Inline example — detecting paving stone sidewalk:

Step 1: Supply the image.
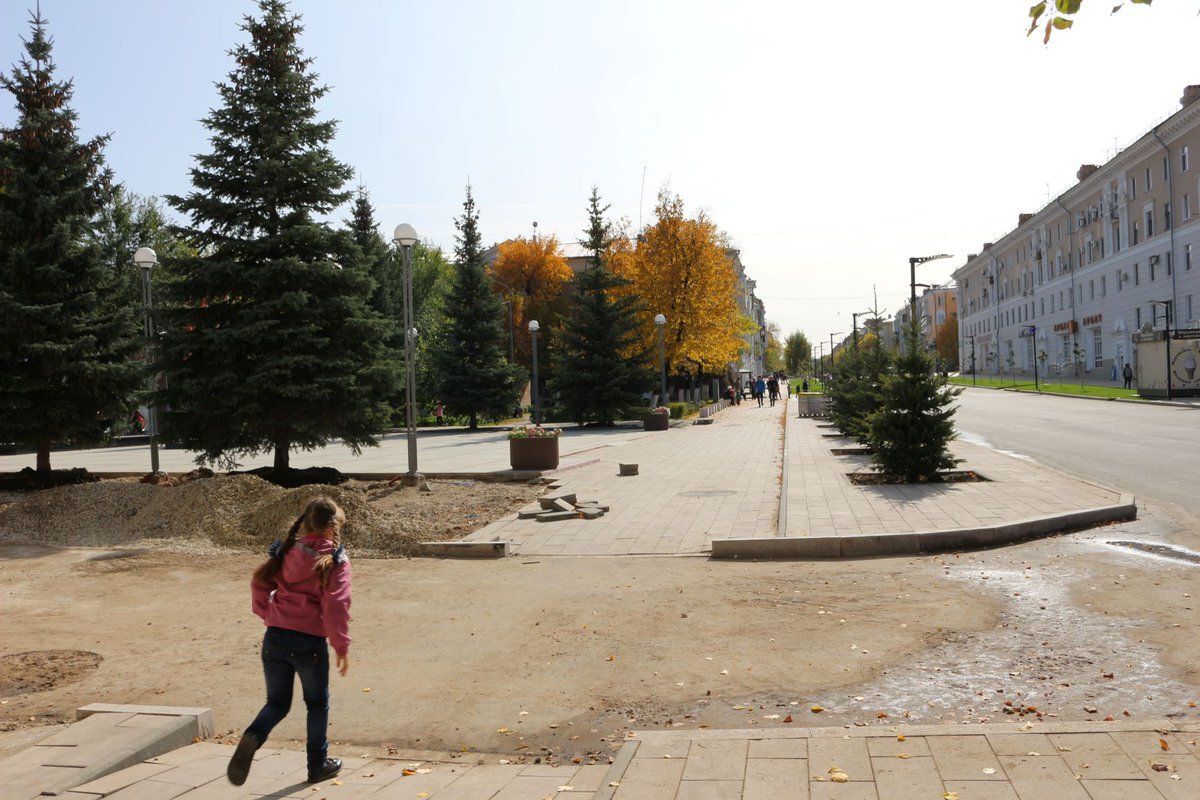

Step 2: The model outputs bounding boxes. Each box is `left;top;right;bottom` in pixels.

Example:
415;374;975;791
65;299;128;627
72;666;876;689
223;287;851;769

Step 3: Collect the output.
464;401;788;556
15;720;1198;799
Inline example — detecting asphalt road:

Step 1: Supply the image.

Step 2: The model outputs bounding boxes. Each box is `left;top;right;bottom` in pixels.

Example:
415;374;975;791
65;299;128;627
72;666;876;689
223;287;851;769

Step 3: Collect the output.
953;388;1199;523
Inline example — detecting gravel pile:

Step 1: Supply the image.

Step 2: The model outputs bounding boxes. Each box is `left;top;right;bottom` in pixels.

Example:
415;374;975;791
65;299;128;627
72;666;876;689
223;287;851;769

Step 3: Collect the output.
0;475;543;558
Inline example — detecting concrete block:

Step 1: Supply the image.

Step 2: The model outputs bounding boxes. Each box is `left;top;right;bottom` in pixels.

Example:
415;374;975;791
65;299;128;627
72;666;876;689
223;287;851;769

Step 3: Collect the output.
710;536;842;559
552;498;576;512
536;511;579;523
580;508;604;519
75;705;214;738
416;541;508;558
539;493;577;509
619;463;638;476
517;506;543;519
576;502;610;512
693;418;715;425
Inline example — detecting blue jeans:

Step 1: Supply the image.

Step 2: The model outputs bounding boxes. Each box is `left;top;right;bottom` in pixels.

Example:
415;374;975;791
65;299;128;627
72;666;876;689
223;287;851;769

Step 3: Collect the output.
245;627;330;770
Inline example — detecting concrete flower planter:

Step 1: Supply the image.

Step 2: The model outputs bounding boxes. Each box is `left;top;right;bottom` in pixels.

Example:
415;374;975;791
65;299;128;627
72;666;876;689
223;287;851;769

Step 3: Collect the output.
643;413;670;431
509;437;560;470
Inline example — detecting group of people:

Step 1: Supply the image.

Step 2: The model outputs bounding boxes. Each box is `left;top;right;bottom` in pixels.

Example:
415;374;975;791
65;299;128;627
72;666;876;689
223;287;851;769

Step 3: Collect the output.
725;371;793;407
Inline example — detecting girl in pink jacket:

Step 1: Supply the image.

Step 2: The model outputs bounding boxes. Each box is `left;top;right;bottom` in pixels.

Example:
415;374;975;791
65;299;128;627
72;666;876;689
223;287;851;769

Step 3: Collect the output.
227;496;352;787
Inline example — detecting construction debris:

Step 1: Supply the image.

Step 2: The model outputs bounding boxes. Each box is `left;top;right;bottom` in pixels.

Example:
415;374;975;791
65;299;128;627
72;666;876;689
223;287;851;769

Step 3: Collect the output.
618;463;638;476
522;494;609;523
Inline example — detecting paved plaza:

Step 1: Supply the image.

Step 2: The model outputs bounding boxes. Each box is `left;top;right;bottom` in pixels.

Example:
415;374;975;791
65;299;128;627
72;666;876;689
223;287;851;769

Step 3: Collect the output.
1;392;1172;798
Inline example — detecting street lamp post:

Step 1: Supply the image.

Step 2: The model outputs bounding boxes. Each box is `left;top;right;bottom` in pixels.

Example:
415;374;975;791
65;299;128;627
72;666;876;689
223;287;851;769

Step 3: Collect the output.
133;247;160;474
654;313;667;405
829;332;841;373
909;253;953;310
1153;300;1173;400
392;224;420;481
851;311;871;349
528;320;541;425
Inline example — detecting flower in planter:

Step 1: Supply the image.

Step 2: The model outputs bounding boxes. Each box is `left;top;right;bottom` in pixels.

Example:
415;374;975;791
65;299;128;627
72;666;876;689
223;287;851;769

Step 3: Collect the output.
650;406;670;415
507;425;562;439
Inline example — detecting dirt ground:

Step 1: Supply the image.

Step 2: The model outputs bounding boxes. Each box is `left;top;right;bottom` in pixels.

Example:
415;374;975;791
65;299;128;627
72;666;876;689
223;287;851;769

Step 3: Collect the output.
1;482;1198;768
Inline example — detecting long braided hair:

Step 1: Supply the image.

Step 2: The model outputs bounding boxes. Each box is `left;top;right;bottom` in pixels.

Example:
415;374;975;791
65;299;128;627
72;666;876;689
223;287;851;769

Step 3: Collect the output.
251;497;346;588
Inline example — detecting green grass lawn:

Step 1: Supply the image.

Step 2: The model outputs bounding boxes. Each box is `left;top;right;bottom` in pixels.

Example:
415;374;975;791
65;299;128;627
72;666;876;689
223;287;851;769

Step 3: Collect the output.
791;378;824;394
949;375;1139;399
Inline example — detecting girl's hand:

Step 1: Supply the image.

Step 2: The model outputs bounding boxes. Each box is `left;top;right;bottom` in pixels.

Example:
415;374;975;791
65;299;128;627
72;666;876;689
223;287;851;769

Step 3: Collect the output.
336;653;349;676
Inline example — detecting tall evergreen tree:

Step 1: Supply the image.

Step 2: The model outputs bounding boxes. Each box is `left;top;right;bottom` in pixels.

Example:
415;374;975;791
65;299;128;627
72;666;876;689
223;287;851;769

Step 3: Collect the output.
866;315;962;482
550;187;651;425
161;0;397;469
827;332;891;444
0;13;142;471
431;185;521;429
345;187;400;325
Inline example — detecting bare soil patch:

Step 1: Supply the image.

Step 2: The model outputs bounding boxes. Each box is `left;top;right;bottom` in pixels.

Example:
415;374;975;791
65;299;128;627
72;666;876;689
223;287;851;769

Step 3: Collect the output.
847;470;988;485
0;475;545;558
0;650;102;696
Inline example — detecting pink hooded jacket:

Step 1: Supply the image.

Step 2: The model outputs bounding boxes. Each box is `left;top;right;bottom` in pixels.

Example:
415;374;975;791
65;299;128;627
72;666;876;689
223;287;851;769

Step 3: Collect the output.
251;534;352;657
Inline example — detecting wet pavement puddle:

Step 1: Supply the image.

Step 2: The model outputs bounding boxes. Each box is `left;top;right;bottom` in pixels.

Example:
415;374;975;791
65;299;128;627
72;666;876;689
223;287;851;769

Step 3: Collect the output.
1104;539;1200;565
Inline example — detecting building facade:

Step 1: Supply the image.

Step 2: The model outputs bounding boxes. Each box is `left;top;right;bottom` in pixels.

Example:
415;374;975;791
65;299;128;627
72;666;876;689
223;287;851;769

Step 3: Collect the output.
954;85;1200;386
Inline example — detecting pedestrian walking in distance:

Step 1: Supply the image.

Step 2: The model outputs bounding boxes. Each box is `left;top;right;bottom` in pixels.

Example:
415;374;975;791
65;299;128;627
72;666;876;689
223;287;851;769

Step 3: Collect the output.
227;497;352;786
1122;362;1133;390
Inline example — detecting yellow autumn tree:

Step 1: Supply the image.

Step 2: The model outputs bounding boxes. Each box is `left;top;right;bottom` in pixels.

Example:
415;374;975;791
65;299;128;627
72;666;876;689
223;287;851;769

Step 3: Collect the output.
489;235;574;331
610;191;752;377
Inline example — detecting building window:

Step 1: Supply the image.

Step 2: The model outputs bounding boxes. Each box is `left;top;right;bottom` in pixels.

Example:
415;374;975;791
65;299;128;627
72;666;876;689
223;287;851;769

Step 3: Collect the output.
1093;328;1103;368
1186;194;1192;220
1167;251;1172;276
1040;298;1045;314
1146;167;1152;191
1189;294;1194;322
1145;208;1155;238
1184;146;1191;173
1136;306;1142;328
1188;243;1193;271
1100;275;1106;297
1132;223;1139;245
1130;176;1137;199
1163;156;1169;183
1150;260;1155;282
1089;280;1094;300
1134;263;1140;286
1165;202;1172;230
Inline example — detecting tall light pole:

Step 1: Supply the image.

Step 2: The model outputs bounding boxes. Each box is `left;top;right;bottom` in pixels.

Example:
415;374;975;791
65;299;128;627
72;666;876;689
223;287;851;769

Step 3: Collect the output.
829;332;841;372
133;247;160;473
392;224;420;480
909;253;953;310
528;320;541;424
654;313;667;404
851;310;871;349
1152;300;1173;400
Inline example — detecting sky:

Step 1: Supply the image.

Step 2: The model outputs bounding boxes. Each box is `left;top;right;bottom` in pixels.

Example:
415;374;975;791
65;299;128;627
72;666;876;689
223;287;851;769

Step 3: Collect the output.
2;0;1199;350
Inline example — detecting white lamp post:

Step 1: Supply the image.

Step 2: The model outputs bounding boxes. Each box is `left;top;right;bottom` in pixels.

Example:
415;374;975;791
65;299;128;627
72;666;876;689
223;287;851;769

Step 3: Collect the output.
654;313;667;404
132;247;160;474
528;320;541;425
392;224;420;480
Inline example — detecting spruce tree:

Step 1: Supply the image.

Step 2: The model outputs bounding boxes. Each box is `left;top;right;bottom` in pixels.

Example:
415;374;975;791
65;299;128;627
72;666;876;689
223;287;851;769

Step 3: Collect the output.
431;185;521;429
0;13;142;471
345;187;401;326
827;333;891;443
550;187;651;425
866;314;962;482
161;0;397;469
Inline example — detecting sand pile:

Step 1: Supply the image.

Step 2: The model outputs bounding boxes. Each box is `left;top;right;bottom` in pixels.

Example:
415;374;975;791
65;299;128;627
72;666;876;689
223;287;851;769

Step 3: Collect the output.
0;475;542;558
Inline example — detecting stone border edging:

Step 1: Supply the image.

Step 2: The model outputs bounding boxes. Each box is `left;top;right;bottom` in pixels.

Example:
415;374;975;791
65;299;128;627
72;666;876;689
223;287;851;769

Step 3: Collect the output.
712;494;1136;559
956;383;1199;408
416;541;509;558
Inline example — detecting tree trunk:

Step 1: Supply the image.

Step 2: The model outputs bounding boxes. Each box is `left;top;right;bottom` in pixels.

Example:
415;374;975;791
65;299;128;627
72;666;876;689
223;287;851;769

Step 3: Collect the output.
469;412;478;431
273;438;290;471
36;440;50;473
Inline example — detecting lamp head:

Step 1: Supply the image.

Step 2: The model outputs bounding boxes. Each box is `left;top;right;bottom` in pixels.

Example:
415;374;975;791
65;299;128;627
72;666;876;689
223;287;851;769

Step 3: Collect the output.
133;247;158;270
528;319;540;333
654;313;666;326
392;223;418;248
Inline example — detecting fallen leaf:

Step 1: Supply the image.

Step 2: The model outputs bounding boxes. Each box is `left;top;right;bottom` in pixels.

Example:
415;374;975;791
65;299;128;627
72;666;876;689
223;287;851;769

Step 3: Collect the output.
944;793;959;800
782;714;793;723
896;753;912;759
764;714;780;720
1159;739;1170;751
982;768;996;775
361;688;371;693
719;669;729;675
557;787;574;792
1058;746;1072;752
830;772;849;783
811;705;824;713
331;779;343;785
402;769;416;776
897;735;906;742
1151;762;1169;772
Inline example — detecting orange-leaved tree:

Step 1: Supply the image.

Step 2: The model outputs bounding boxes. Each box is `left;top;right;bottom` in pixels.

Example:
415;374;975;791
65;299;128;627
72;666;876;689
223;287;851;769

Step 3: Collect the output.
610;190;752;379
489;234;573;331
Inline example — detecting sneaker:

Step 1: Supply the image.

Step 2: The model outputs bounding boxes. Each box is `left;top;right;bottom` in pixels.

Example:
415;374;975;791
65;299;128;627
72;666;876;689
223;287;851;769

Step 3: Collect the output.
307;757;342;784
227;732;261;786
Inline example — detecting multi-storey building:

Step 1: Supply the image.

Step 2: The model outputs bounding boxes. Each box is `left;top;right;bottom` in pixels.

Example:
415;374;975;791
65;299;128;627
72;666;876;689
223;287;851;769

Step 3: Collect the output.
954;85;1200;386
730;248;767;379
